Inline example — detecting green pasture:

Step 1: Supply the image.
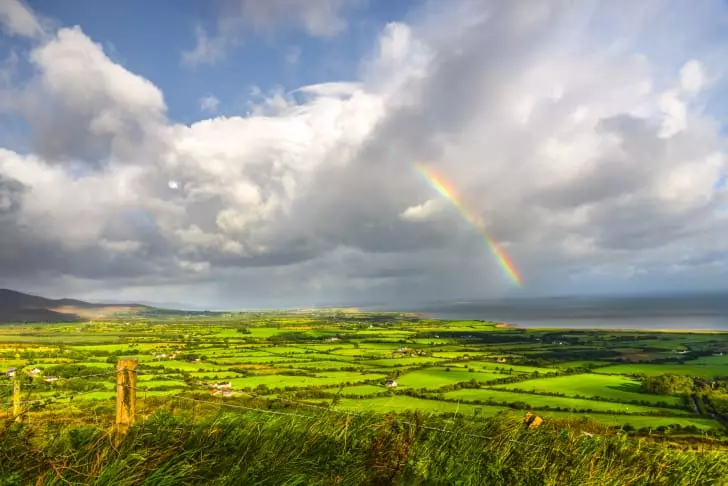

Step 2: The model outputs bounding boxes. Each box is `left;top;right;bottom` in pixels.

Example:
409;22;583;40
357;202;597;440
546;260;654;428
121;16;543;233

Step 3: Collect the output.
336;385;389;396
494;374;683;406
368;357;445;367
209;355;307;364
263;346;312;355
143;360;223;371
554;361;612;369
396;367;503;389
540;411;720;431
227;372;385;391
187;371;243;379
285;360;372;370
449;361;556;375
440;389;689;415
335;396;506;416
594;361;728;378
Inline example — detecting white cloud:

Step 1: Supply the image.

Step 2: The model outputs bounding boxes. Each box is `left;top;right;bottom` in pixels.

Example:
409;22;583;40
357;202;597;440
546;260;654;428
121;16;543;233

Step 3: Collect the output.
199;94;220;113
181;0;357;66
680;60;706;94
0;0;41;38
2;1;728;305
181;26;227;67
12;27;166;164
234;0;351;37
400;199;443;222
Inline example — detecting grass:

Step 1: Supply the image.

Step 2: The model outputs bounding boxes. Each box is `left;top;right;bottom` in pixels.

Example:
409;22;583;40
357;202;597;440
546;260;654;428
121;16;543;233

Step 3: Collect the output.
335;395;504;415
1;314;726;458
287;360;373;370
227;373;385;391
595;361;728;378
397;367;504;389
3;410;727;485
441;389;690;415
540;411;721;431
450;361;557;375
337;385;389;396
368;357;445;367
494;374;683;406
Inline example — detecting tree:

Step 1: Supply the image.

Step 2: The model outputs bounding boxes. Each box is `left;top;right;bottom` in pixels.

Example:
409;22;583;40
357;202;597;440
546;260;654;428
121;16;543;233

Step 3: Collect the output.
640;374;694;395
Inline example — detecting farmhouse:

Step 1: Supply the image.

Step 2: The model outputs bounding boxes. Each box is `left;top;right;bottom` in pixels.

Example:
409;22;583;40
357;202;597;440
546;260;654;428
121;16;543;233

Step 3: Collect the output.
210;389;234;397
5;368;16;378
153;353;167;359
214;381;232;390
385;379;398;388
325;337;340;342
28;368;41;376
44;376;58;383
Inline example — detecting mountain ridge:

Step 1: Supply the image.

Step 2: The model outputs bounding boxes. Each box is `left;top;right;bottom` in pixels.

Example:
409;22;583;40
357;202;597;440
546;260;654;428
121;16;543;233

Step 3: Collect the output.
0;289;150;323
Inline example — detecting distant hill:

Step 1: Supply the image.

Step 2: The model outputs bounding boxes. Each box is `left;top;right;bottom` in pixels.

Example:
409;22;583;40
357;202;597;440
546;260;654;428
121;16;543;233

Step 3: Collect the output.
0;289;151;324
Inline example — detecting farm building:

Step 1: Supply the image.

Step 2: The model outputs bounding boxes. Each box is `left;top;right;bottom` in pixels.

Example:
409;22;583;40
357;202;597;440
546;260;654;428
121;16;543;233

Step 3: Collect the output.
28;368;41;376
214;381;232;390
385;379;398;388
44;376;58;384
5;368;16;378
210;389;234;398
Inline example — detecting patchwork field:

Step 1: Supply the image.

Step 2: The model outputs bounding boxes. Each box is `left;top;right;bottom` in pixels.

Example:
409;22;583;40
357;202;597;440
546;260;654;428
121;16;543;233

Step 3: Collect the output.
494;374;683;406
1;312;727;438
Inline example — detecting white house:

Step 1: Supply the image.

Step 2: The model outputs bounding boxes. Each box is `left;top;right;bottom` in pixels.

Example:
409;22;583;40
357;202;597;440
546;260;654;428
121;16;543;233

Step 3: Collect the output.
28;368;41;376
5;368;16;378
44;376;58;384
385;379;398;388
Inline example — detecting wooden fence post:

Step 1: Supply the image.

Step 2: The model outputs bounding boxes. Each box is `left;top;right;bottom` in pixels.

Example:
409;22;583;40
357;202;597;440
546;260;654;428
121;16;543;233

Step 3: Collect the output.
115;359;137;435
12;373;21;422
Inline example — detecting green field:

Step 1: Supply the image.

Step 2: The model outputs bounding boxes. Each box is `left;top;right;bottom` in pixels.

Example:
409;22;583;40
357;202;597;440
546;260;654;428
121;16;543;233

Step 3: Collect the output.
397;367;504;389
1;312;726;439
595;358;728;378
494;374;683;406
441;388;689;415
335;396;506;415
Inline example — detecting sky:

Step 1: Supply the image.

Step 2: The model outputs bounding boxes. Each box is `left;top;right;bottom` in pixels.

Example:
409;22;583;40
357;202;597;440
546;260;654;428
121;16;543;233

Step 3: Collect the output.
0;0;727;310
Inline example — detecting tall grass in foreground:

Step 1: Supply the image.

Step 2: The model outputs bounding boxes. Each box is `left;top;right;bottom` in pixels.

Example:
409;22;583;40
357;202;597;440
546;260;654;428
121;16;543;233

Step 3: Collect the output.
1;409;727;485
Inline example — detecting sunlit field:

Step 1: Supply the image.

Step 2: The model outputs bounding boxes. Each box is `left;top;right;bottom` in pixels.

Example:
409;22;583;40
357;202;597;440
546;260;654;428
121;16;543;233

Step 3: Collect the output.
2;311;728;440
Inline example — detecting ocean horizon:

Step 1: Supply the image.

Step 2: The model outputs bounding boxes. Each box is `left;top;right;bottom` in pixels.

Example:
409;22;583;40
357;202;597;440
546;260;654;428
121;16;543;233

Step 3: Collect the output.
363;293;728;331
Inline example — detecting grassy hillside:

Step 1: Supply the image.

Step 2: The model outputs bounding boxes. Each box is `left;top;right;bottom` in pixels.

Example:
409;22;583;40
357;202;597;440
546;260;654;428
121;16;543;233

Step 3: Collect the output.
2;410;727;485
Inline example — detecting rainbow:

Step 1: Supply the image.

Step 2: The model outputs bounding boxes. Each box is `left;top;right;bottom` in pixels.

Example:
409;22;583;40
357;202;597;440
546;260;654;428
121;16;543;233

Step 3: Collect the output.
415;163;522;286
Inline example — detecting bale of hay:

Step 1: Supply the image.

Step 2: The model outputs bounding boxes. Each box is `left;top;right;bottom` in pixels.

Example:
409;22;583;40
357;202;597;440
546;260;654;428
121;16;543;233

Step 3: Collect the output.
523;412;543;429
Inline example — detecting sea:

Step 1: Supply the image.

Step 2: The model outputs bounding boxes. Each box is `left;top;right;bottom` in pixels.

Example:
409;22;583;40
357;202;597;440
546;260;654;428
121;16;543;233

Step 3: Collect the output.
363;294;728;331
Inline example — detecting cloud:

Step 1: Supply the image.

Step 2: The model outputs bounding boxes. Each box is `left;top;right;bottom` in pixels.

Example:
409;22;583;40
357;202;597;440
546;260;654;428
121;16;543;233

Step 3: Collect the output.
199;94;220;113
2;1;728;307
0;0;42;38
182;0;358;66
285;46;302;66
181;26;227;67
400;199;443;222
7;27;166;165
